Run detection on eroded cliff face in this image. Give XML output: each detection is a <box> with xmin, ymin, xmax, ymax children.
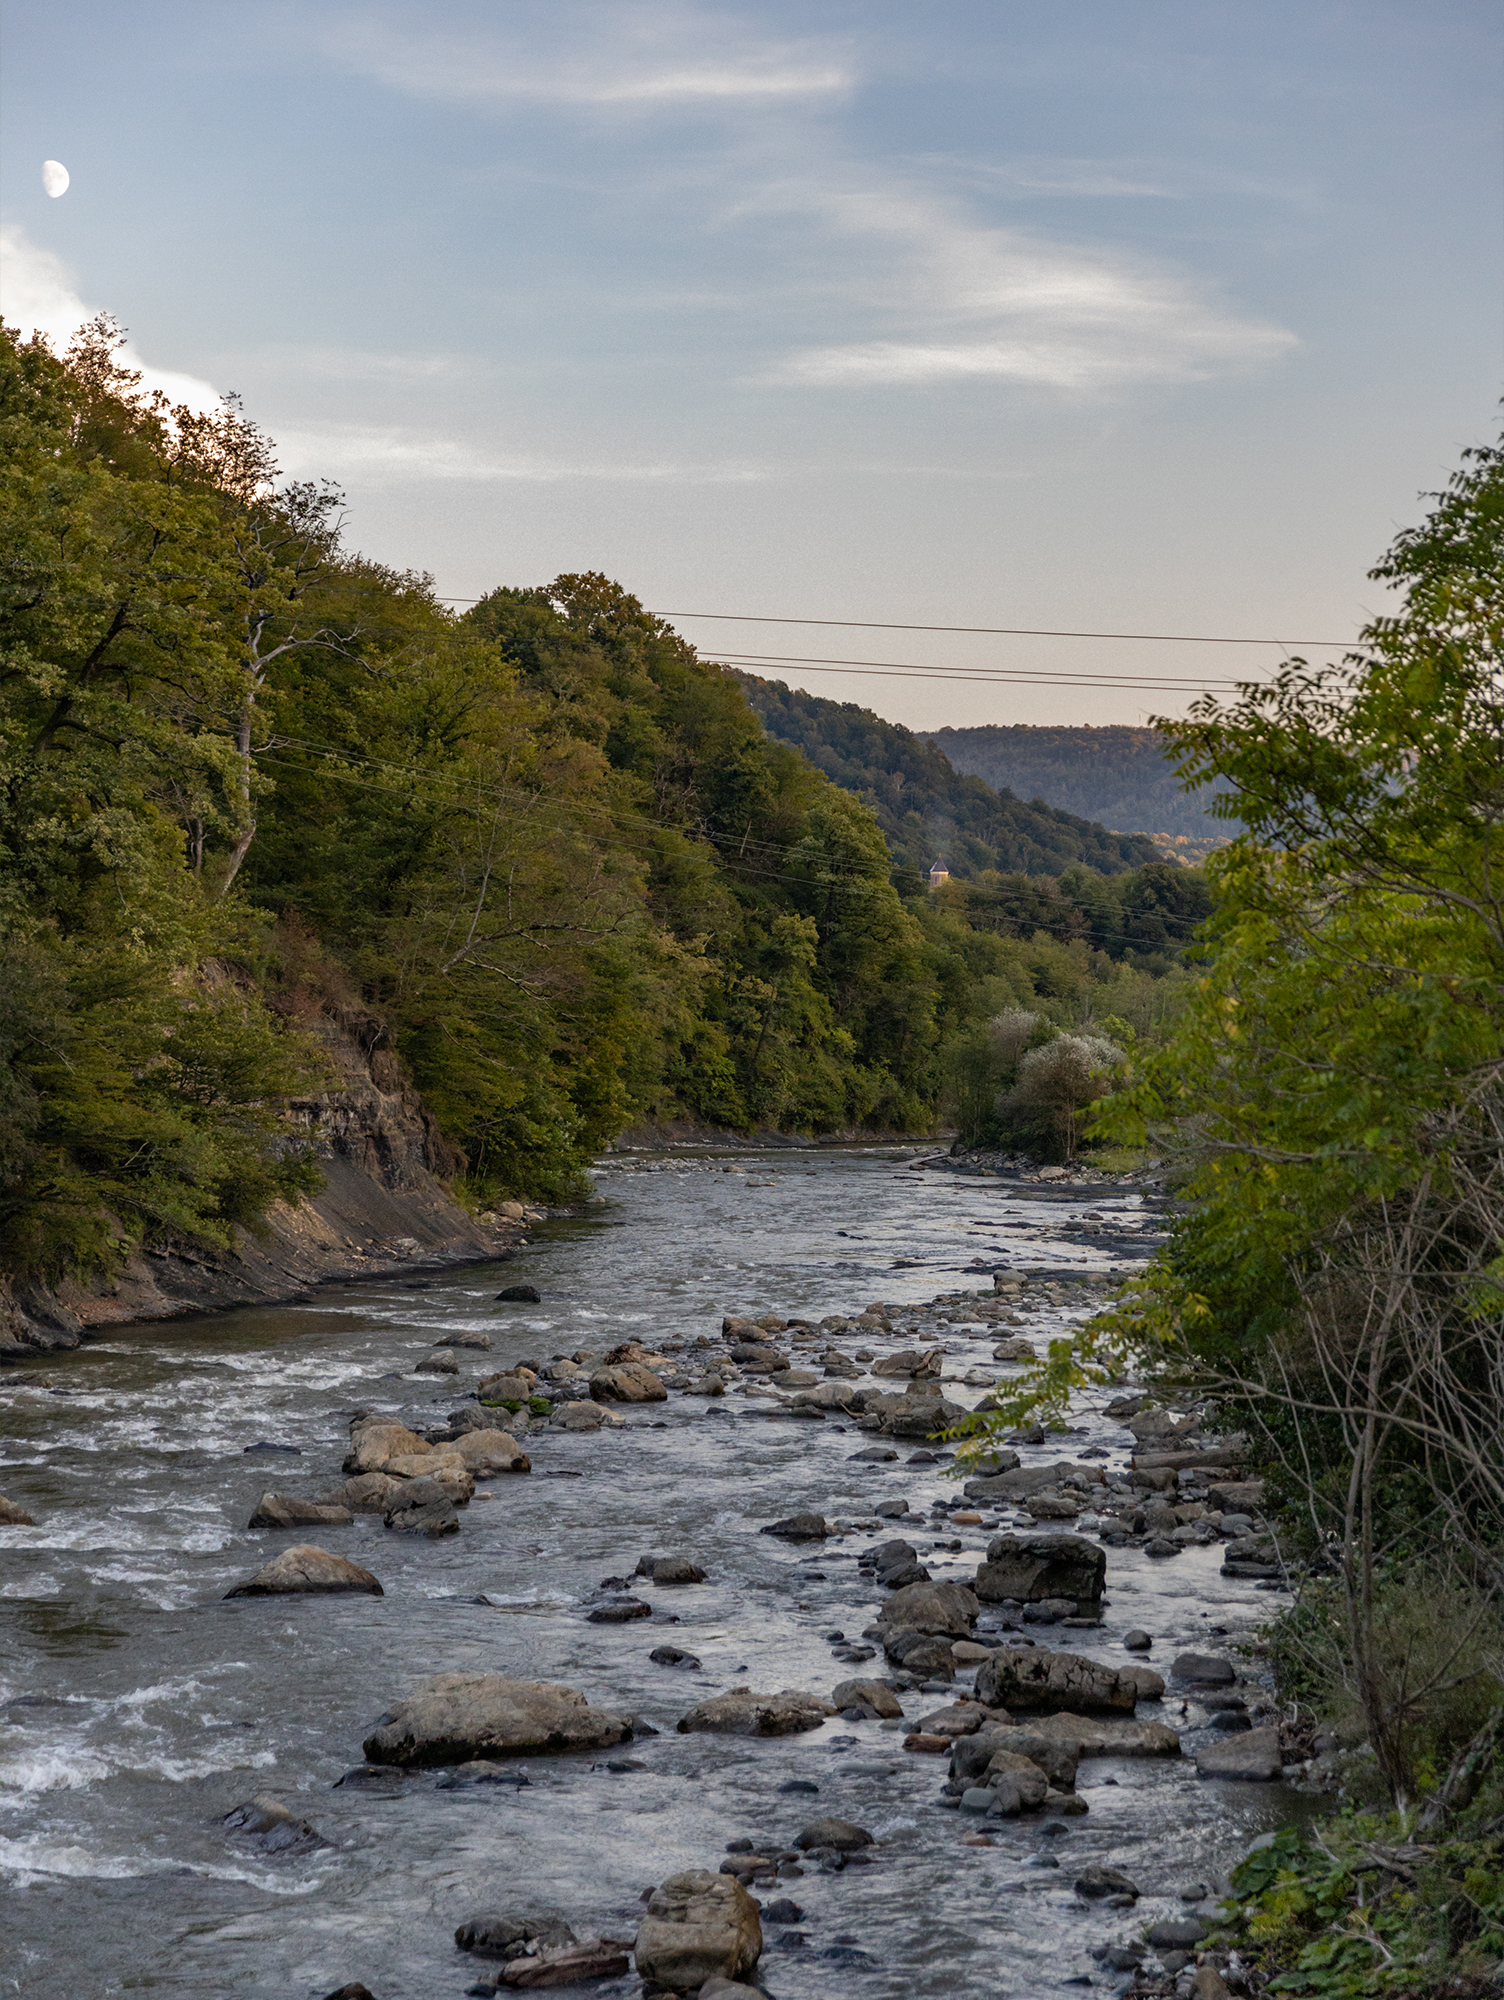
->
<box><xmin>0</xmin><ymin>1008</ymin><xmax>528</xmax><ymax>1358</ymax></box>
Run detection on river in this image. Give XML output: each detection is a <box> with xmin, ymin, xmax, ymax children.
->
<box><xmin>0</xmin><ymin>1147</ymin><xmax>1301</xmax><ymax>1999</ymax></box>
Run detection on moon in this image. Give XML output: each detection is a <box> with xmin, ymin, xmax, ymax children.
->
<box><xmin>42</xmin><ymin>160</ymin><xmax>70</xmax><ymax>198</ymax></box>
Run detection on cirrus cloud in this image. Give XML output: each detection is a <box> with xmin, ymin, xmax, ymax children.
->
<box><xmin>318</xmin><ymin>6</ymin><xmax>851</xmax><ymax>109</ymax></box>
<box><xmin>744</xmin><ymin>178</ymin><xmax>1296</xmax><ymax>391</ymax></box>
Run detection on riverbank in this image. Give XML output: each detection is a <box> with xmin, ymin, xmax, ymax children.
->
<box><xmin>0</xmin><ymin>1149</ymin><xmax>1301</xmax><ymax>2000</ymax></box>
<box><xmin>0</xmin><ymin>1012</ymin><xmax>536</xmax><ymax>1361</ymax></box>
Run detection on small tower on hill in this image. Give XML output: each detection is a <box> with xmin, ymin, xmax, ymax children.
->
<box><xmin>928</xmin><ymin>858</ymin><xmax>950</xmax><ymax>888</ymax></box>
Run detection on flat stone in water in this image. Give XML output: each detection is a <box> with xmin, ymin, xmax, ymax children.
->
<box><xmin>435</xmin><ymin>1761</ymin><xmax>532</xmax><ymax>1790</ymax></box>
<box><xmin>1172</xmin><ymin>1651</ymin><xmax>1237</xmax><ymax>1684</ymax></box>
<box><xmin>587</xmin><ymin>1597</ymin><xmax>652</xmax><ymax>1623</ymax></box>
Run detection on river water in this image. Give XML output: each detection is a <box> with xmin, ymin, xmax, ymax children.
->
<box><xmin>0</xmin><ymin>1148</ymin><xmax>1300</xmax><ymax>1999</ymax></box>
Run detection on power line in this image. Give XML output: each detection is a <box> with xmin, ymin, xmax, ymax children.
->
<box><xmin>671</xmin><ymin>612</ymin><xmax>1349</xmax><ymax>648</ymax></box>
<box><xmin>3</xmin><ymin>586</ymin><xmax>1327</xmax><ymax>693</ymax></box>
<box><xmin>717</xmin><ymin>652</ymin><xmax>1247</xmax><ymax>693</ymax></box>
<box><xmin>439</xmin><ymin>595</ymin><xmax>1351</xmax><ymax>649</ymax></box>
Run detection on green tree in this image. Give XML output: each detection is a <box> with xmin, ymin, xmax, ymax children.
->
<box><xmin>961</xmin><ymin>434</ymin><xmax>1504</xmax><ymax>1804</ymax></box>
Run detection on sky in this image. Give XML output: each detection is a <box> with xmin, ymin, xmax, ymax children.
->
<box><xmin>2</xmin><ymin>0</ymin><xmax>1500</xmax><ymax>729</ymax></box>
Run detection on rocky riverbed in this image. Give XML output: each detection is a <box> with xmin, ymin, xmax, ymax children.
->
<box><xmin>0</xmin><ymin>1147</ymin><xmax>1315</xmax><ymax>1999</ymax></box>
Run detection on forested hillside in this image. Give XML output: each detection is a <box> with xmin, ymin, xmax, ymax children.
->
<box><xmin>741</xmin><ymin>676</ymin><xmax>1162</xmax><ymax>875</ymax></box>
<box><xmin>0</xmin><ymin>318</ymin><xmax>1202</xmax><ymax>1285</ymax></box>
<box><xmin>927</xmin><ymin>722</ymin><xmax>1237</xmax><ymax>839</ymax></box>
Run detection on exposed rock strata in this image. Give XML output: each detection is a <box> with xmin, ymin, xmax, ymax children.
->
<box><xmin>0</xmin><ymin>1007</ymin><xmax>529</xmax><ymax>1358</ymax></box>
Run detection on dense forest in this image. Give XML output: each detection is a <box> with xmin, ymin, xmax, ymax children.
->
<box><xmin>740</xmin><ymin>675</ymin><xmax>1161</xmax><ymax>876</ymax></box>
<box><xmin>928</xmin><ymin>721</ymin><xmax>1238</xmax><ymax>840</ymax></box>
<box><xmin>0</xmin><ymin>318</ymin><xmax>1199</xmax><ymax>1280</ymax></box>
<box><xmin>976</xmin><ymin>441</ymin><xmax>1504</xmax><ymax>1992</ymax></box>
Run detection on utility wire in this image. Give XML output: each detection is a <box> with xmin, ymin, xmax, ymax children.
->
<box><xmin>3</xmin><ymin>587</ymin><xmax>1332</xmax><ymax>693</ymax></box>
<box><xmin>669</xmin><ymin>612</ymin><xmax>1349</xmax><ymax>648</ymax></box>
<box><xmin>717</xmin><ymin>652</ymin><xmax>1247</xmax><ymax>692</ymax></box>
<box><xmin>437</xmin><ymin>595</ymin><xmax>1352</xmax><ymax>649</ymax></box>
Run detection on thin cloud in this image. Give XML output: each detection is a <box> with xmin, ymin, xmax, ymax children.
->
<box><xmin>233</xmin><ymin>343</ymin><xmax>472</xmax><ymax>383</ymax></box>
<box><xmin>276</xmin><ymin>423</ymin><xmax>771</xmax><ymax>486</ymax></box>
<box><xmin>321</xmin><ymin>10</ymin><xmax>851</xmax><ymax>109</ymax></box>
<box><xmin>991</xmin><ymin>166</ymin><xmax>1179</xmax><ymax>199</ymax></box>
<box><xmin>0</xmin><ymin>224</ymin><xmax>222</xmax><ymax>411</ymax></box>
<box><xmin>746</xmin><ymin>179</ymin><xmax>1296</xmax><ymax>391</ymax></box>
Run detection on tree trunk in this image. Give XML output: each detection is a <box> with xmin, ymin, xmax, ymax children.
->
<box><xmin>1418</xmin><ymin>1702</ymin><xmax>1504</xmax><ymax>1831</ymax></box>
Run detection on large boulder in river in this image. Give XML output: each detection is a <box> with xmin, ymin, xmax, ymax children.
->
<box><xmin>872</xmin><ymin>1537</ymin><xmax>928</xmax><ymax>1587</ymax></box>
<box><xmin>225</xmin><ymin>1544</ymin><xmax>383</xmax><ymax>1598</ymax></box>
<box><xmin>635</xmin><ymin>1554</ymin><xmax>706</xmax><ymax>1585</ymax></box>
<box><xmin>0</xmin><ymin>1495</ymin><xmax>38</xmax><ymax>1525</ymax></box>
<box><xmin>790</xmin><ymin>1380</ymin><xmax>859</xmax><ymax>1411</ymax></box>
<box><xmin>993</xmin><ymin>1337</ymin><xmax>1037</xmax><ymax>1361</ymax></box>
<box><xmin>976</xmin><ymin>1645</ymin><xmax>1138</xmax><ymax>1715</ymax></box>
<box><xmin>455</xmin><ymin>1912</ymin><xmax>577</xmax><ymax>1959</ymax></box>
<box><xmin>870</xmin><ymin>1348</ymin><xmax>943</xmax><ymax>1378</ymax></box>
<box><xmin>760</xmin><ymin>1512</ymin><xmax>829</xmax><ymax>1541</ymax></box>
<box><xmin>320</xmin><ymin>1472</ymin><xmax>405</xmax><ymax>1514</ymax></box>
<box><xmin>1223</xmin><ymin>1534</ymin><xmax>1282</xmax><ymax>1579</ymax></box>
<box><xmin>1027</xmin><ymin>1711</ymin><xmax>1182</xmax><ymax>1757</ymax></box>
<box><xmin>447</xmin><ymin>1404</ymin><xmax>511</xmax><ymax>1434</ymax></box>
<box><xmin>1195</xmin><ymin>1725</ymin><xmax>1283</xmax><ymax>1780</ymax></box>
<box><xmin>878</xmin><ymin>1579</ymin><xmax>979</xmax><ymax>1636</ymax></box>
<box><xmin>222</xmin><ymin>1794</ymin><xmax>330</xmax><ymax>1854</ymax></box>
<box><xmin>794</xmin><ymin>1816</ymin><xmax>874</xmax><ymax>1851</ymax></box>
<box><xmin>963</xmin><ymin>1461</ymin><xmax>1107</xmax><ymax>1504</ymax></box>
<box><xmin>247</xmin><ymin>1492</ymin><xmax>355</xmax><ymax>1531</ymax></box>
<box><xmin>477</xmin><ymin>1372</ymin><xmax>536</xmax><ymax>1406</ymax></box>
<box><xmin>633</xmin><ymin>1870</ymin><xmax>762</xmax><ymax>1993</ymax></box>
<box><xmin>363</xmin><ymin>1673</ymin><xmax>633</xmax><ymax>1767</ymax></box>
<box><xmin>383</xmin><ymin>1478</ymin><xmax>461</xmax><ymax>1537</ymax></box>
<box><xmin>451</xmin><ymin>1428</ymin><xmax>531</xmax><ymax>1476</ymax></box>
<box><xmin>867</xmin><ymin>1389</ymin><xmax>967</xmax><ymax>1438</ymax></box>
<box><xmin>1119</xmin><ymin>1663</ymin><xmax>1166</xmax><ymax>1700</ymax></box>
<box><xmin>590</xmin><ymin>1362</ymin><xmax>668</xmax><ymax>1403</ymax></box>
<box><xmin>676</xmin><ymin>1688</ymin><xmax>835</xmax><ymax>1737</ymax></box>
<box><xmin>979</xmin><ymin>1747</ymin><xmax>1050</xmax><ymax>1809</ymax></box>
<box><xmin>1171</xmin><ymin>1651</ymin><xmax>1237</xmax><ymax>1685</ymax></box>
<box><xmin>883</xmin><ymin>1630</ymin><xmax>956</xmax><ymax>1678</ymax></box>
<box><xmin>832</xmin><ymin>1678</ymin><xmax>904</xmax><ymax>1719</ymax></box>
<box><xmin>974</xmin><ymin>1532</ymin><xmax>1105</xmax><ymax>1607</ymax></box>
<box><xmin>343</xmin><ymin>1420</ymin><xmax>429</xmax><ymax>1474</ymax></box>
<box><xmin>380</xmin><ymin>1451</ymin><xmax>474</xmax><ymax>1502</ymax></box>
<box><xmin>552</xmin><ymin>1399</ymin><xmax>621</xmax><ymax>1431</ymax></box>
<box><xmin>951</xmin><ymin>1724</ymin><xmax>1080</xmax><ymax>1791</ymax></box>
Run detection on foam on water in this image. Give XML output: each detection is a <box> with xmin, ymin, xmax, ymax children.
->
<box><xmin>0</xmin><ymin>1832</ymin><xmax>329</xmax><ymax>1892</ymax></box>
<box><xmin>0</xmin><ymin>1571</ymin><xmax>62</xmax><ymax>1598</ymax></box>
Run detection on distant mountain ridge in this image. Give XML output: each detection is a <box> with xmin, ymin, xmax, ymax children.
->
<box><xmin>738</xmin><ymin>676</ymin><xmax>1161</xmax><ymax>877</ymax></box>
<box><xmin>924</xmin><ymin>723</ymin><xmax>1235</xmax><ymax>839</ymax></box>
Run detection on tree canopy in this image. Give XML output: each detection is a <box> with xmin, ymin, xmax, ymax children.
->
<box><xmin>0</xmin><ymin>317</ymin><xmax>1198</xmax><ymax>1278</ymax></box>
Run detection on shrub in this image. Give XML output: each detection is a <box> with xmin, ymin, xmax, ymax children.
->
<box><xmin>994</xmin><ymin>1031</ymin><xmax>1124</xmax><ymax>1160</ymax></box>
